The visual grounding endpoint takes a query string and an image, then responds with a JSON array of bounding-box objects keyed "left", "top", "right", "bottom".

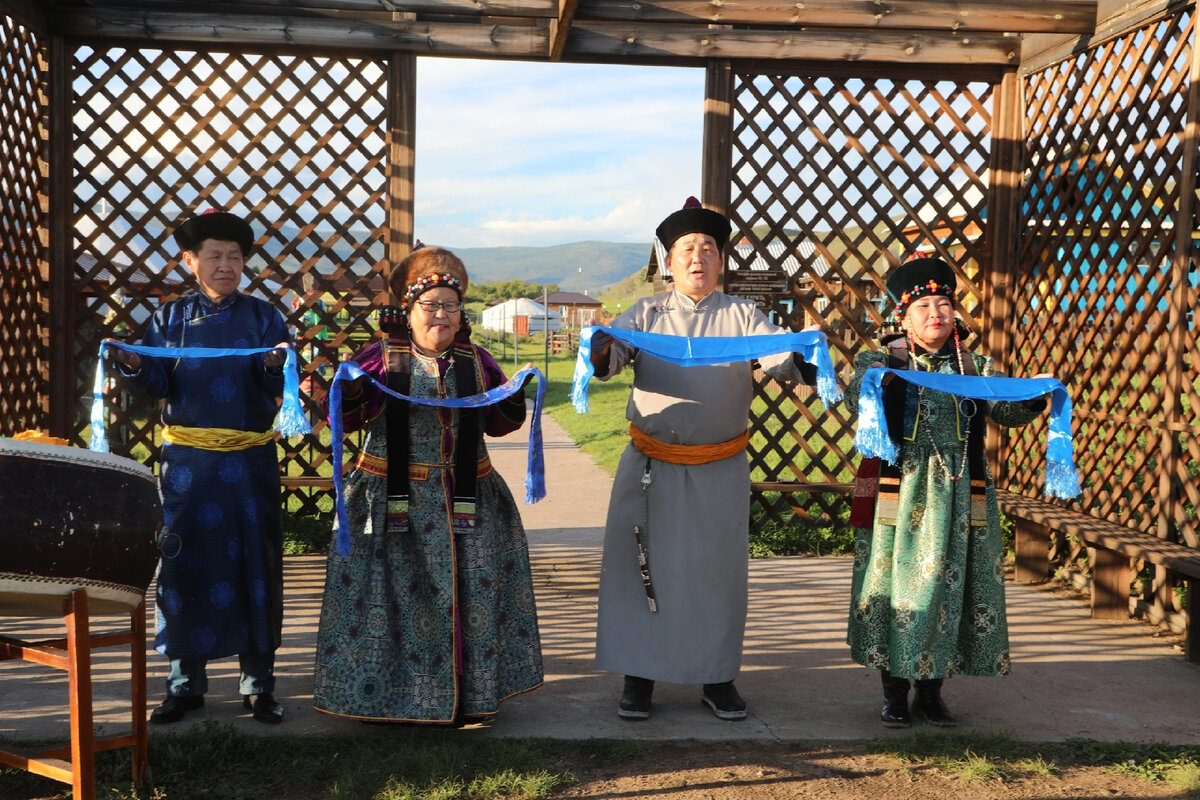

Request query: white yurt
[{"left": 479, "top": 298, "right": 563, "bottom": 333}]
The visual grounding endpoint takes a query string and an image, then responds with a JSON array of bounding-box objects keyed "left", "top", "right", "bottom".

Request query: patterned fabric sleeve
[
  {"left": 327, "top": 339, "right": 387, "bottom": 434},
  {"left": 477, "top": 345, "right": 527, "bottom": 436}
]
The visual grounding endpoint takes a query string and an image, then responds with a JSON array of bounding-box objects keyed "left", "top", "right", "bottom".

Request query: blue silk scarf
[
  {"left": 90, "top": 341, "right": 311, "bottom": 453},
  {"left": 854, "top": 367, "right": 1081, "bottom": 499},
  {"left": 571, "top": 326, "right": 843, "bottom": 413},
  {"left": 329, "top": 360, "right": 547, "bottom": 556}
]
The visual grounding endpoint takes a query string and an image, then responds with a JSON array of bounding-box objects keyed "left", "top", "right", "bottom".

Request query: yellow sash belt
[
  {"left": 162, "top": 425, "right": 276, "bottom": 451},
  {"left": 629, "top": 423, "right": 749, "bottom": 465}
]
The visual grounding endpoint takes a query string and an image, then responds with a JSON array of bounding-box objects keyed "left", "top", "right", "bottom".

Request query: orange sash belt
[
  {"left": 354, "top": 450, "right": 492, "bottom": 481},
  {"left": 629, "top": 423, "right": 749, "bottom": 465}
]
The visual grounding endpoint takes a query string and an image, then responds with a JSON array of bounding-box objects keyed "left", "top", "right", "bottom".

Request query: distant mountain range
[
  {"left": 268, "top": 225, "right": 650, "bottom": 294},
  {"left": 452, "top": 241, "right": 650, "bottom": 293}
]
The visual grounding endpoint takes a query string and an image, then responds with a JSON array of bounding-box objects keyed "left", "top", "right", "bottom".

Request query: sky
[{"left": 412, "top": 58, "right": 705, "bottom": 248}]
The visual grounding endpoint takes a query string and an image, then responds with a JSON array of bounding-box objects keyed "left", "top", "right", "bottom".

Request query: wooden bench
[{"left": 998, "top": 490, "right": 1200, "bottom": 662}]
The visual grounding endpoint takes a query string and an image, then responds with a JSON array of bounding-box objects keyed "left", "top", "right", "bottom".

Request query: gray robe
[{"left": 593, "top": 289, "right": 809, "bottom": 684}]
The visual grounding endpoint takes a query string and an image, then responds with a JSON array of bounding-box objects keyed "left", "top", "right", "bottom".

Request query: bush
[
  {"left": 282, "top": 510, "right": 332, "bottom": 554},
  {"left": 749, "top": 517, "right": 856, "bottom": 558}
]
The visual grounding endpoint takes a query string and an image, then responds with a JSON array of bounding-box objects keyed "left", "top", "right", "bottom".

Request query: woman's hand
[
  {"left": 518, "top": 361, "right": 536, "bottom": 388},
  {"left": 870, "top": 361, "right": 897, "bottom": 386}
]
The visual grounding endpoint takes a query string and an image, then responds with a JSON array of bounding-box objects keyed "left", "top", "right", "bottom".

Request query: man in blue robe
[{"left": 112, "top": 209, "right": 292, "bottom": 724}]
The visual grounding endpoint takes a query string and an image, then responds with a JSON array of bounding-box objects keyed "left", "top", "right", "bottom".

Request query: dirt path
[{"left": 550, "top": 740, "right": 1184, "bottom": 799}]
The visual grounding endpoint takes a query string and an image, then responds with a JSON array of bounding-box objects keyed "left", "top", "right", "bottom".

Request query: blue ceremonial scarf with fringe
[
  {"left": 853, "top": 367, "right": 1081, "bottom": 499},
  {"left": 90, "top": 341, "right": 311, "bottom": 453},
  {"left": 329, "top": 360, "right": 546, "bottom": 557},
  {"left": 570, "top": 326, "right": 842, "bottom": 413}
]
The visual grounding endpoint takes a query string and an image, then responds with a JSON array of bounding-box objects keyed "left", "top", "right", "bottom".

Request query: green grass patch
[
  {"left": 0, "top": 720, "right": 580, "bottom": 800},
  {"left": 5, "top": 728, "right": 1198, "bottom": 799}
]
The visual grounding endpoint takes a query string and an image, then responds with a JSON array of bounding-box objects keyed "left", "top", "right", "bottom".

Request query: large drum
[{"left": 0, "top": 438, "right": 161, "bottom": 616}]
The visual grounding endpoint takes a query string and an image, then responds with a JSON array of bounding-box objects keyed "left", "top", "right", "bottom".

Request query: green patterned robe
[{"left": 843, "top": 346, "right": 1042, "bottom": 680}]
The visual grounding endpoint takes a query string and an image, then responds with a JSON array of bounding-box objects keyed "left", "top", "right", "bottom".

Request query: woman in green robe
[{"left": 843, "top": 257, "right": 1052, "bottom": 728}]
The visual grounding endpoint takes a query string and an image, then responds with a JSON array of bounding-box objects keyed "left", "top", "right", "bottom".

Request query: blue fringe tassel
[
  {"left": 273, "top": 349, "right": 312, "bottom": 437},
  {"left": 89, "top": 345, "right": 110, "bottom": 453},
  {"left": 1045, "top": 460, "right": 1082, "bottom": 500},
  {"left": 571, "top": 327, "right": 596, "bottom": 414}
]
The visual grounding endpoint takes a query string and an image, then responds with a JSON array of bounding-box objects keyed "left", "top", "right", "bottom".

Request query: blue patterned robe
[
  {"left": 314, "top": 341, "right": 543, "bottom": 722},
  {"left": 128, "top": 292, "right": 289, "bottom": 659}
]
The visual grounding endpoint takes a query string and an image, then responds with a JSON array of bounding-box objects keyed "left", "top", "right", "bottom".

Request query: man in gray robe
[{"left": 590, "top": 199, "right": 817, "bottom": 720}]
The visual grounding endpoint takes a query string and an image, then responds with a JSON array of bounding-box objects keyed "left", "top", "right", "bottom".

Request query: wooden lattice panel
[
  {"left": 1012, "top": 9, "right": 1198, "bottom": 627},
  {"left": 1010, "top": 10, "right": 1196, "bottom": 537},
  {"left": 0, "top": 13, "right": 48, "bottom": 436},
  {"left": 729, "top": 71, "right": 996, "bottom": 532},
  {"left": 71, "top": 46, "right": 389, "bottom": 515}
]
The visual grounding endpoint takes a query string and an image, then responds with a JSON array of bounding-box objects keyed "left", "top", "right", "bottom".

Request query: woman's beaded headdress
[
  {"left": 885, "top": 257, "right": 957, "bottom": 320},
  {"left": 401, "top": 273, "right": 463, "bottom": 308}
]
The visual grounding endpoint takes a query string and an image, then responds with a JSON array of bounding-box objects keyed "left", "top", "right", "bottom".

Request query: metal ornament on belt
[{"left": 634, "top": 462, "right": 658, "bottom": 612}]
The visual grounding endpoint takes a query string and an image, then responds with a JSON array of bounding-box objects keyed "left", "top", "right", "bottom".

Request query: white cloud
[{"left": 414, "top": 58, "right": 706, "bottom": 247}]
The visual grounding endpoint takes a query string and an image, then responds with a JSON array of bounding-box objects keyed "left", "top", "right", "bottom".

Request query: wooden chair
[{"left": 0, "top": 588, "right": 148, "bottom": 800}]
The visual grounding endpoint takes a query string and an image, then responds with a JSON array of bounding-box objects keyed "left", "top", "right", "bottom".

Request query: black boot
[
  {"left": 618, "top": 675, "right": 654, "bottom": 720},
  {"left": 879, "top": 669, "right": 911, "bottom": 728},
  {"left": 912, "top": 678, "right": 957, "bottom": 727}
]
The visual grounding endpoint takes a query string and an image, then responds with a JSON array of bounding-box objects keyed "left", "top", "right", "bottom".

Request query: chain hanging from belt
[{"left": 633, "top": 459, "right": 658, "bottom": 613}]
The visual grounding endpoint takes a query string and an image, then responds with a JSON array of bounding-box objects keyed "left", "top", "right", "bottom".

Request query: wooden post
[
  {"left": 1187, "top": 578, "right": 1198, "bottom": 663},
  {"left": 130, "top": 601, "right": 148, "bottom": 784},
  {"left": 1013, "top": 517, "right": 1051, "bottom": 584},
  {"left": 702, "top": 59, "right": 733, "bottom": 217},
  {"left": 1157, "top": 9, "right": 1200, "bottom": 545},
  {"left": 984, "top": 68, "right": 1023, "bottom": 476},
  {"left": 65, "top": 589, "right": 96, "bottom": 800},
  {"left": 1089, "top": 547, "right": 1131, "bottom": 620},
  {"left": 387, "top": 52, "right": 417, "bottom": 301},
  {"left": 47, "top": 36, "right": 75, "bottom": 438}
]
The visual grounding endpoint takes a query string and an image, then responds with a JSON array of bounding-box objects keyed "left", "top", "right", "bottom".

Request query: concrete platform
[{"left": 3, "top": 411, "right": 1199, "bottom": 745}]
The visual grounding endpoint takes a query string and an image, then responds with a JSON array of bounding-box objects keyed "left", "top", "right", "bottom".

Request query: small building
[
  {"left": 480, "top": 298, "right": 563, "bottom": 334},
  {"left": 545, "top": 291, "right": 602, "bottom": 329}
]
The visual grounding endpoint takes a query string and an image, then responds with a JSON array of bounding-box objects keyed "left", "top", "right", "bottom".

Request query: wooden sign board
[{"left": 725, "top": 269, "right": 789, "bottom": 309}]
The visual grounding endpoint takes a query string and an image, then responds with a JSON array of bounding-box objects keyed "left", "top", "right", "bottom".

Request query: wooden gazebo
[{"left": 3, "top": 0, "right": 1198, "bottom": 665}]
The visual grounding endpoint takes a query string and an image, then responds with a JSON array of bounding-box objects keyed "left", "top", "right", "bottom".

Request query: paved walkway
[{"left": 3, "top": 410, "right": 1200, "bottom": 745}]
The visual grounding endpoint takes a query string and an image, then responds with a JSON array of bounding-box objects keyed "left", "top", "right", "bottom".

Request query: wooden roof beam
[
  {"left": 51, "top": 9, "right": 550, "bottom": 56},
  {"left": 548, "top": 0, "right": 579, "bottom": 60},
  {"left": 576, "top": 0, "right": 1098, "bottom": 35},
  {"left": 567, "top": 22, "right": 1022, "bottom": 65},
  {"left": 62, "top": 0, "right": 559, "bottom": 16},
  {"left": 51, "top": 6, "right": 1022, "bottom": 65}
]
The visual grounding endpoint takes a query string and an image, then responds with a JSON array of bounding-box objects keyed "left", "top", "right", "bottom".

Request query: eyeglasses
[{"left": 414, "top": 300, "right": 463, "bottom": 314}]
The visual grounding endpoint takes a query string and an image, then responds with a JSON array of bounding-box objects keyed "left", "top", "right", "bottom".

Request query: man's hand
[
  {"left": 589, "top": 331, "right": 614, "bottom": 374},
  {"left": 106, "top": 339, "right": 141, "bottom": 371},
  {"left": 264, "top": 342, "right": 292, "bottom": 371}
]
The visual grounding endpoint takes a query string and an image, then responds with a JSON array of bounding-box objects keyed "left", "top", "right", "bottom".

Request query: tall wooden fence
[
  {"left": 723, "top": 65, "right": 1001, "bottom": 536},
  {"left": 1005, "top": 7, "right": 1199, "bottom": 627},
  {"left": 65, "top": 47, "right": 392, "bottom": 516},
  {"left": 1, "top": 6, "right": 1195, "bottom": 625},
  {"left": 0, "top": 13, "right": 47, "bottom": 436}
]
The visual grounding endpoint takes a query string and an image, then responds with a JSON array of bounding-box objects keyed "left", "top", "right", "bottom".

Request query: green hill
[{"left": 453, "top": 241, "right": 649, "bottom": 294}]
